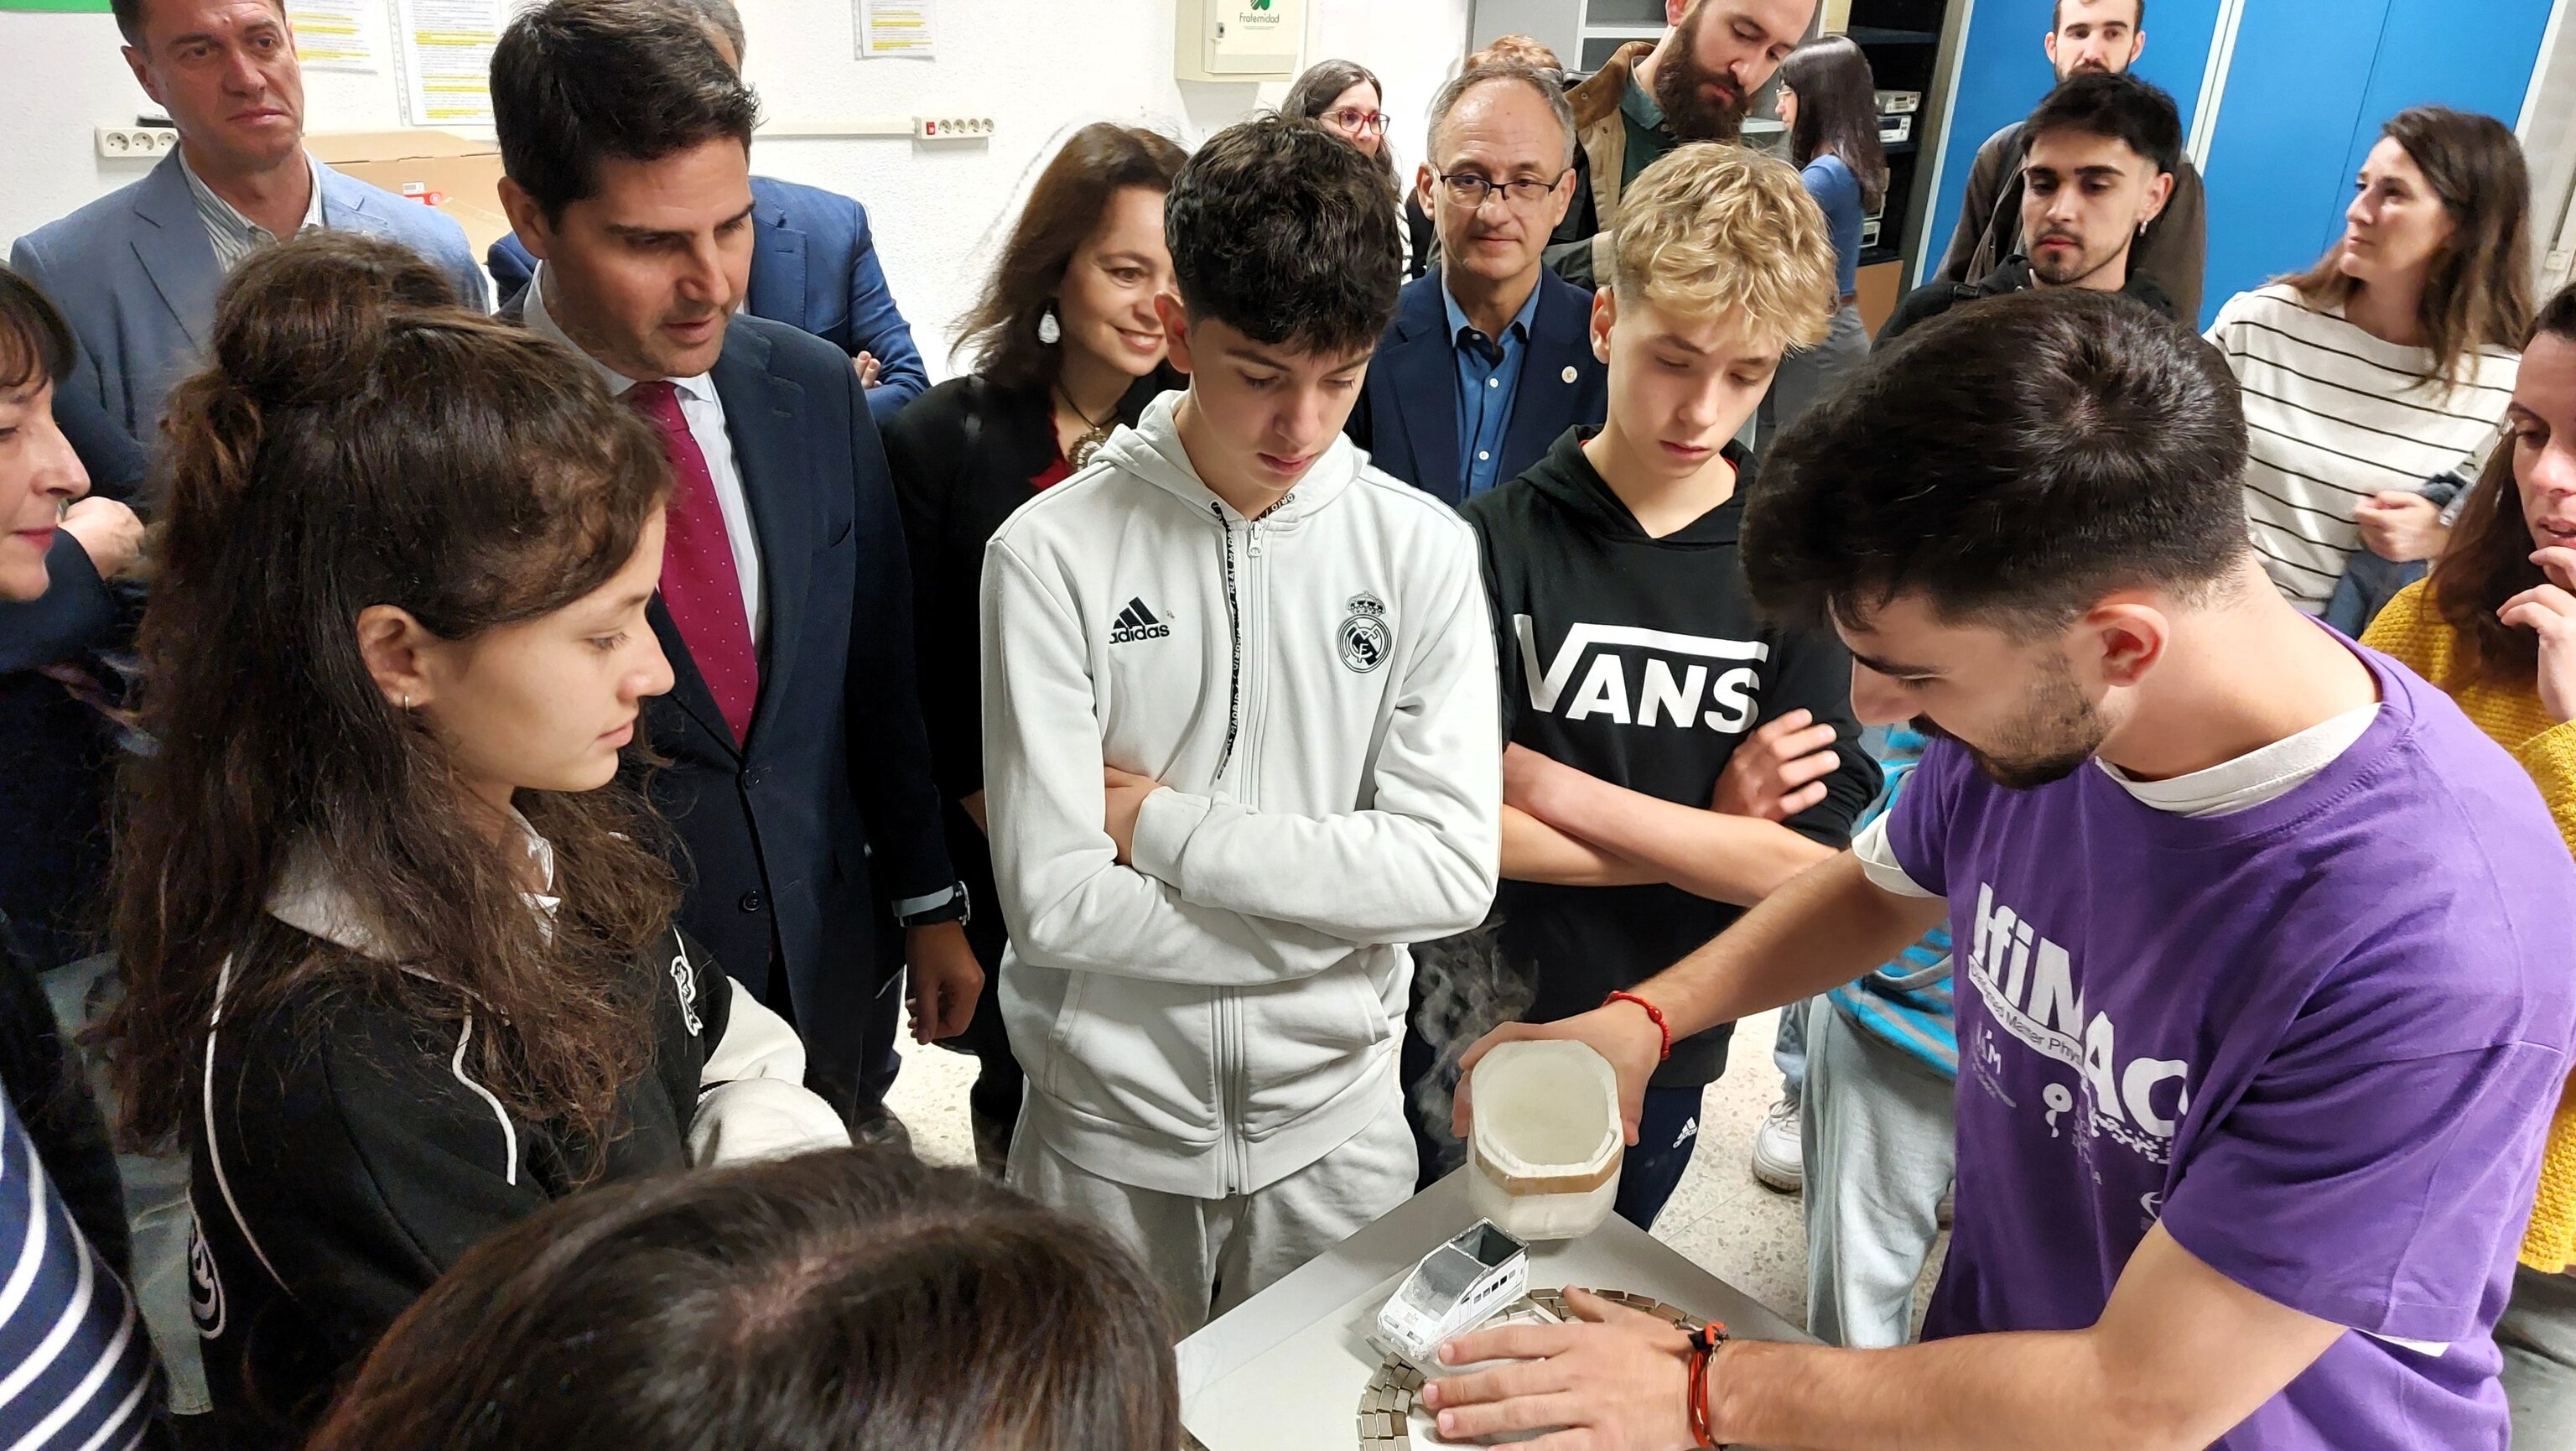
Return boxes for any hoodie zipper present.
[1207,492,1289,1194]
[1208,493,1291,784]
[1212,501,1245,783]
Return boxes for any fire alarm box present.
[1176,0,1305,82]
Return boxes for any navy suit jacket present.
[490,176,929,424]
[501,299,954,1070]
[10,150,486,440]
[1347,269,1609,506]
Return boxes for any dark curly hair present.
[104,231,678,1155]
[1165,113,1402,359]
[1749,289,2249,635]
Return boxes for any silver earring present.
[1037,304,1062,346]
[400,694,413,711]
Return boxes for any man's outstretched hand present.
[1450,1000,1664,1147]
[1420,1287,1697,1449]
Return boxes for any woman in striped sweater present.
[2206,106,2531,626]
[2361,283,2576,1447]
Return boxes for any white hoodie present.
[980,393,1501,1199]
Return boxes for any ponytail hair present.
[108,231,678,1157]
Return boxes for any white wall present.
[0,0,1471,378]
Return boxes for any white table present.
[1179,1169,1811,1449]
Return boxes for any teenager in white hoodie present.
[979,115,1503,1329]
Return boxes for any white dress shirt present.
[179,148,327,274]
[524,265,765,647]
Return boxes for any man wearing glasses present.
[1348,62,1607,507]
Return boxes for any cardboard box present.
[307,130,512,260]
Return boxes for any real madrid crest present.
[1339,591,1391,673]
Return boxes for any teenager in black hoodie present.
[1460,143,1878,1228]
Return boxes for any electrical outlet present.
[913,115,995,143]
[96,127,180,160]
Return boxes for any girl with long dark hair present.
[2361,286,2576,1443]
[885,122,1187,1173]
[1762,32,1886,446]
[2207,106,2532,622]
[102,232,844,1444]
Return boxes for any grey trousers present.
[1758,301,1871,453]
[2500,1263,2576,1447]
[1006,1087,1415,1336]
[1800,998,1955,1349]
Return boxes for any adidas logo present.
[1109,597,1171,645]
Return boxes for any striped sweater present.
[2364,580,2576,1272]
[0,1087,160,1450]
[2206,284,2517,612]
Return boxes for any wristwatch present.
[894,882,971,928]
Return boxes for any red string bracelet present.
[1685,1321,1728,1448]
[1602,991,1672,1062]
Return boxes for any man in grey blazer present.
[9,0,486,443]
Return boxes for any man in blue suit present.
[9,0,484,442]
[490,0,979,1126]
[484,0,928,424]
[1348,61,1607,507]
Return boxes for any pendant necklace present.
[1057,382,1119,471]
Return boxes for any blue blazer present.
[488,176,929,424]
[500,299,955,1073]
[8,150,487,441]
[1348,269,1609,506]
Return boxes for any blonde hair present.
[1610,143,1838,353]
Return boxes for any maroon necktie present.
[626,380,759,744]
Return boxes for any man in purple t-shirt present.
[1425,290,2576,1451]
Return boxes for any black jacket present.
[1460,430,1878,1084]
[883,370,1175,809]
[499,298,958,1077]
[1879,256,2179,346]
[0,927,128,1274]
[882,368,1171,975]
[190,913,730,1445]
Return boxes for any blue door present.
[2194,0,2554,327]
[1915,0,2225,287]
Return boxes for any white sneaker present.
[1750,1095,1803,1194]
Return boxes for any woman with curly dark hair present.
[101,231,845,1446]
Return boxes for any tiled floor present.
[885,1003,1947,1334]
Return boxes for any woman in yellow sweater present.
[2364,283,2576,1443]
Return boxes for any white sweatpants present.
[1800,998,1956,1349]
[1006,1090,1416,1334]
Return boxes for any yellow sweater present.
[2365,580,2576,1272]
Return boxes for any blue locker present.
[1914,0,2226,287]
[2194,0,2553,328]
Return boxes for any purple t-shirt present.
[1888,645,2576,1450]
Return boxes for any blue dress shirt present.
[1447,280,1545,499]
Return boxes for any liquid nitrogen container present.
[1467,1039,1623,1240]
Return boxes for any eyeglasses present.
[1324,107,1390,137]
[1432,169,1571,208]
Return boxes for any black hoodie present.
[1460,429,1879,1085]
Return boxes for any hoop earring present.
[1037,304,1062,346]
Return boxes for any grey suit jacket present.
[9,150,489,441]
